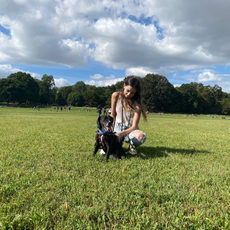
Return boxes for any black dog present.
[93,115,125,162]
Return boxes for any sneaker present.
[129,143,137,155]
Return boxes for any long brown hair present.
[120,76,147,121]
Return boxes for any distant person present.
[97,105,102,117]
[103,106,107,115]
[108,108,111,114]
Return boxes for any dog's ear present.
[97,116,102,129]
[110,116,114,124]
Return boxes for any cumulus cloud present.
[86,74,121,86]
[2,0,230,91]
[0,64,40,79]
[1,0,230,71]
[54,78,73,87]
[85,77,124,87]
[0,64,21,78]
[106,74,115,80]
[184,69,230,92]
[126,67,154,77]
[198,71,222,82]
[90,74,104,80]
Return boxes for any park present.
[2,1,230,229]
[1,106,230,229]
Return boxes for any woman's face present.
[123,83,136,99]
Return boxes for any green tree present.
[114,80,124,92]
[67,91,84,106]
[104,85,116,106]
[72,81,86,94]
[0,78,11,103]
[200,85,223,114]
[0,72,39,104]
[141,74,179,112]
[178,83,198,113]
[55,86,73,105]
[83,88,100,107]
[38,74,55,104]
[221,98,230,115]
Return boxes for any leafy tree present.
[72,81,86,94]
[0,78,11,103]
[104,85,116,106]
[55,86,73,105]
[200,85,223,114]
[141,74,178,112]
[0,72,39,104]
[221,98,230,115]
[67,91,84,106]
[178,83,198,113]
[38,74,55,104]
[83,88,100,107]
[114,80,124,92]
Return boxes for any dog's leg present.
[93,142,100,156]
[105,142,110,163]
[118,145,126,159]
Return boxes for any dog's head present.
[97,115,114,133]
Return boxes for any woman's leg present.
[130,130,145,142]
[127,130,146,153]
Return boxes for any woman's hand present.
[115,132,122,140]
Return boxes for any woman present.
[111,76,147,154]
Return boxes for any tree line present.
[1,71,230,114]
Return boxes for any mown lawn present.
[1,107,230,229]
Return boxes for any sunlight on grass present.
[1,107,230,229]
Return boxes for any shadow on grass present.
[124,146,212,159]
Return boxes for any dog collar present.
[98,128,109,135]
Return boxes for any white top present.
[115,97,134,128]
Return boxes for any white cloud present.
[54,78,73,87]
[174,84,181,88]
[28,72,40,79]
[126,67,154,77]
[105,74,115,80]
[198,71,222,82]
[0,64,21,78]
[221,82,230,94]
[0,64,40,79]
[90,74,104,80]
[85,77,124,87]
[2,0,230,90]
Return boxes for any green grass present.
[1,107,230,229]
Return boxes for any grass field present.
[1,107,230,229]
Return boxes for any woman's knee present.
[131,130,144,141]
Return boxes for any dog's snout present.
[105,120,112,127]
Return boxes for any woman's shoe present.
[129,143,137,154]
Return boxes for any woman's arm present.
[111,92,119,123]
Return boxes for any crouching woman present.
[111,76,147,154]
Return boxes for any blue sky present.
[1,0,230,92]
